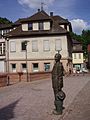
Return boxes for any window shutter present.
[10,41,16,52]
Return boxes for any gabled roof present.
[6,24,67,38]
[51,16,69,24]
[0,23,13,30]
[21,10,51,23]
[5,10,70,38]
[72,39,82,44]
[72,39,83,53]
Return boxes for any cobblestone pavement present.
[60,80,90,120]
[0,74,90,120]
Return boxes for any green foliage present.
[0,17,12,24]
[71,30,90,58]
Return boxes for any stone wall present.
[0,73,7,87]
[8,71,51,83]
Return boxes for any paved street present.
[0,74,90,120]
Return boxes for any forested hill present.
[71,30,90,58]
[0,17,12,24]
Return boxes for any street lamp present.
[6,37,10,85]
[24,40,29,82]
[57,48,62,54]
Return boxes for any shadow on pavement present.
[0,98,21,120]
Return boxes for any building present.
[72,39,84,73]
[87,44,90,69]
[5,10,72,81]
[0,23,13,72]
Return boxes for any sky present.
[0,0,90,35]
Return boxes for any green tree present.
[0,17,12,24]
[70,30,90,58]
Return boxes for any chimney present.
[38,9,40,12]
[50,12,53,16]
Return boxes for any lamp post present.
[57,48,62,54]
[6,37,10,85]
[24,40,29,82]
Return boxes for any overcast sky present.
[0,0,90,34]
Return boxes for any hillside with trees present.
[0,17,12,24]
[71,30,90,58]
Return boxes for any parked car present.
[82,68,88,73]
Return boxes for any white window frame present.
[55,39,62,51]
[32,40,38,52]
[0,43,5,55]
[0,43,2,55]
[78,53,81,59]
[32,63,39,72]
[74,53,76,59]
[11,64,16,72]
[43,40,50,51]
[10,41,16,52]
[38,22,44,30]
[21,63,27,73]
[44,63,50,71]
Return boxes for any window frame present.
[43,40,50,51]
[21,63,27,73]
[38,22,44,30]
[10,41,16,52]
[78,53,81,59]
[32,40,38,52]
[21,42,26,51]
[28,23,33,30]
[55,39,62,51]
[74,53,76,59]
[11,63,16,72]
[0,43,5,55]
[32,63,39,72]
[44,63,50,71]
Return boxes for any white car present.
[82,68,88,73]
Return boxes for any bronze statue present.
[52,53,66,115]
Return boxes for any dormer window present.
[39,22,44,30]
[28,23,33,30]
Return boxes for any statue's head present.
[54,53,61,62]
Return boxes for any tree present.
[0,17,12,24]
[70,30,90,58]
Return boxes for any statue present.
[52,53,66,115]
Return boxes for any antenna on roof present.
[41,2,45,11]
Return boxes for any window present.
[44,63,50,71]
[21,63,27,72]
[10,41,16,52]
[32,63,38,72]
[55,39,62,51]
[0,43,5,55]
[0,43,2,55]
[28,23,33,30]
[3,30,7,34]
[21,42,26,51]
[73,46,76,50]
[11,64,16,72]
[79,53,81,59]
[32,40,38,52]
[43,40,50,51]
[3,43,5,55]
[74,53,76,59]
[0,30,2,37]
[39,22,43,30]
